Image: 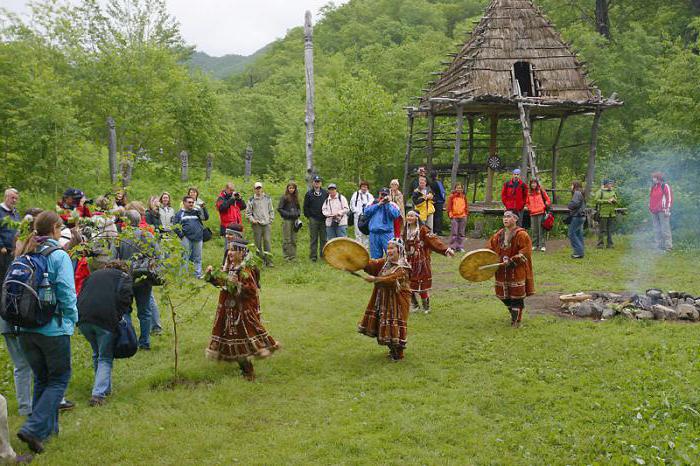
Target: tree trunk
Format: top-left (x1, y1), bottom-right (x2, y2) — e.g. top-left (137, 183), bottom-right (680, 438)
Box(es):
top-left (107, 117), bottom-right (118, 185)
top-left (180, 151), bottom-right (189, 182)
top-left (205, 153), bottom-right (213, 181)
top-left (244, 146), bottom-right (253, 182)
top-left (304, 11), bottom-right (315, 186)
top-left (585, 108), bottom-right (603, 199)
top-left (595, 0), bottom-right (611, 40)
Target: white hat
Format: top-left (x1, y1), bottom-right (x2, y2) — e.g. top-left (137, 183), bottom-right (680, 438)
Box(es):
top-left (254, 182), bottom-right (263, 189)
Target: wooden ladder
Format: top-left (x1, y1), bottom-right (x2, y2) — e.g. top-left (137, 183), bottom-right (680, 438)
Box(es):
top-left (517, 101), bottom-right (539, 180)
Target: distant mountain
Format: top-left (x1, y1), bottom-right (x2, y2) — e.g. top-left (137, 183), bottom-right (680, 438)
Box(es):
top-left (187, 45), bottom-right (270, 79)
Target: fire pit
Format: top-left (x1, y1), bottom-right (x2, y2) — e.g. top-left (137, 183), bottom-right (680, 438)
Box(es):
top-left (559, 290), bottom-right (700, 321)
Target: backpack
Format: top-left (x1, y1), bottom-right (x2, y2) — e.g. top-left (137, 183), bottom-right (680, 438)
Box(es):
top-left (1, 246), bottom-right (62, 328)
top-left (113, 317), bottom-right (138, 359)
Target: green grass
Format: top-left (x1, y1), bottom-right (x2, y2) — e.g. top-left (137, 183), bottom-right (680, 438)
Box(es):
top-left (2, 232), bottom-right (700, 464)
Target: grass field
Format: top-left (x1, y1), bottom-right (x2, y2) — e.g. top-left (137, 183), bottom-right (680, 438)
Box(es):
top-left (2, 230), bottom-right (700, 465)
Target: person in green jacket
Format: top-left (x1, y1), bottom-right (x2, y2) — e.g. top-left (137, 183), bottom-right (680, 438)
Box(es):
top-left (594, 179), bottom-right (618, 249)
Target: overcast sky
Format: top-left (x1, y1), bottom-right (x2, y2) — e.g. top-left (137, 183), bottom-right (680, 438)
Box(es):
top-left (2, 0), bottom-right (348, 56)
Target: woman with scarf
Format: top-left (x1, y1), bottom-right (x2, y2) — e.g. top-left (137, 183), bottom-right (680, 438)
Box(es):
top-left (204, 235), bottom-right (280, 381)
top-left (403, 211), bottom-right (454, 314)
top-left (357, 239), bottom-right (412, 361)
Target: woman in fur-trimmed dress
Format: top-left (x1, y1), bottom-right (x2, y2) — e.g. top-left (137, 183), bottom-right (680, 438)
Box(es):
top-left (204, 238), bottom-right (279, 381)
top-left (403, 210), bottom-right (454, 314)
top-left (357, 239), bottom-right (412, 361)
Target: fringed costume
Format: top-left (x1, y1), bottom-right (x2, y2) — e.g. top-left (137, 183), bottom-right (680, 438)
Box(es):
top-left (357, 246), bottom-right (412, 360)
top-left (487, 226), bottom-right (535, 326)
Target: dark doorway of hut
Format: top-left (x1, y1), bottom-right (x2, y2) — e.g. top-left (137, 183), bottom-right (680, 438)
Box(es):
top-left (513, 62), bottom-right (536, 97)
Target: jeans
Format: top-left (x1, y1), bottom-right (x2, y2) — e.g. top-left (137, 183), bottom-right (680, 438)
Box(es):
top-left (2, 334), bottom-right (32, 416)
top-left (568, 215), bottom-right (585, 257)
top-left (129, 283), bottom-right (153, 349)
top-left (597, 216), bottom-right (615, 247)
top-left (149, 292), bottom-right (162, 332)
top-left (325, 225), bottom-right (347, 240)
top-left (282, 219), bottom-right (297, 260)
top-left (181, 237), bottom-right (203, 278)
top-left (651, 212), bottom-right (672, 250)
top-left (369, 230), bottom-right (393, 259)
top-left (308, 218), bottom-right (327, 260)
top-left (252, 223), bottom-right (272, 265)
top-left (354, 225), bottom-right (369, 248)
top-left (0, 395), bottom-right (17, 461)
top-left (79, 323), bottom-right (114, 398)
top-left (18, 333), bottom-right (71, 441)
top-left (449, 217), bottom-right (467, 250)
top-left (530, 214), bottom-right (545, 249)
top-left (433, 203), bottom-right (445, 235)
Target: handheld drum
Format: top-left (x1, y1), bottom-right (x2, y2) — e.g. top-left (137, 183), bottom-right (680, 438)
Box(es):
top-left (322, 237), bottom-right (370, 273)
top-left (459, 248), bottom-right (501, 282)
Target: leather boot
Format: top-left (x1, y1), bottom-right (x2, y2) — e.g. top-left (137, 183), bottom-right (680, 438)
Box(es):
top-left (239, 360), bottom-right (256, 381)
top-left (410, 293), bottom-right (420, 313)
top-left (422, 297), bottom-right (430, 314)
top-left (511, 308), bottom-right (523, 328)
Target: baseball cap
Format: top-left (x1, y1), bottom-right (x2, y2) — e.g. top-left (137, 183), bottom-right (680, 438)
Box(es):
top-left (512, 169), bottom-right (521, 175)
top-left (254, 182), bottom-right (263, 189)
top-left (328, 183), bottom-right (337, 189)
top-left (378, 187), bottom-right (389, 195)
top-left (312, 175), bottom-right (322, 182)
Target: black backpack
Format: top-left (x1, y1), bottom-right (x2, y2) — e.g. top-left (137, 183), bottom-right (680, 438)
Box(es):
top-left (1, 246), bottom-right (62, 328)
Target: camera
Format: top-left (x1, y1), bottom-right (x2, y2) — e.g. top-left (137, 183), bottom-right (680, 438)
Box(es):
top-left (234, 192), bottom-right (241, 199)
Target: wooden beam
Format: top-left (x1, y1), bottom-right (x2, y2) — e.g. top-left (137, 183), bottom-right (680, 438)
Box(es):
top-left (426, 112), bottom-right (435, 173)
top-left (450, 105), bottom-right (464, 189)
top-left (551, 115), bottom-right (568, 204)
top-left (402, 113), bottom-right (415, 199)
top-left (585, 108), bottom-right (603, 199)
top-left (465, 116), bottom-right (474, 194)
top-left (485, 114), bottom-right (498, 203)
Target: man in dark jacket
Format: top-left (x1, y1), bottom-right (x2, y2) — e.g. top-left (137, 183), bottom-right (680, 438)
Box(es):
top-left (216, 182), bottom-right (246, 236)
top-left (77, 260), bottom-right (133, 406)
top-left (430, 172), bottom-right (446, 235)
top-left (501, 169), bottom-right (528, 225)
top-left (173, 196), bottom-right (208, 278)
top-left (303, 176), bottom-right (329, 261)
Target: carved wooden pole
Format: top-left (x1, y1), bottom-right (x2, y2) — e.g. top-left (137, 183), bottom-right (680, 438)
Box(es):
top-left (180, 150), bottom-right (189, 182)
top-left (205, 153), bottom-right (214, 181)
top-left (120, 147), bottom-right (133, 187)
top-left (485, 114), bottom-right (498, 203)
top-left (450, 105), bottom-right (464, 189)
top-left (402, 112), bottom-right (414, 198)
top-left (107, 117), bottom-right (118, 185)
top-left (585, 108), bottom-right (603, 199)
top-left (304, 11), bottom-right (315, 185)
top-left (244, 146), bottom-right (253, 182)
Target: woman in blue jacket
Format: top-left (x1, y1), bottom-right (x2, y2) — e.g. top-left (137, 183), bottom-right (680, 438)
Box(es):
top-left (16, 211), bottom-right (77, 454)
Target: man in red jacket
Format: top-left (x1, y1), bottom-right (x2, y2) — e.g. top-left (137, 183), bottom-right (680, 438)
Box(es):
top-left (649, 172), bottom-right (673, 251)
top-left (501, 169), bottom-right (528, 225)
top-left (216, 182), bottom-right (246, 236)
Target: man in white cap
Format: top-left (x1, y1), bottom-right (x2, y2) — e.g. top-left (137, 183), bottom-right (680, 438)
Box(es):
top-left (321, 183), bottom-right (349, 240)
top-left (501, 168), bottom-right (528, 226)
top-left (246, 182), bottom-right (275, 267)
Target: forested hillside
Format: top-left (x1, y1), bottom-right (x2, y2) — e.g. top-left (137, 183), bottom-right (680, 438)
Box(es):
top-left (187, 48), bottom-right (269, 79)
top-left (1, 0), bottom-right (699, 232)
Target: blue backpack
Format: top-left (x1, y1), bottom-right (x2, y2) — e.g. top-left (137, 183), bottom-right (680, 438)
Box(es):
top-left (0, 246), bottom-right (62, 328)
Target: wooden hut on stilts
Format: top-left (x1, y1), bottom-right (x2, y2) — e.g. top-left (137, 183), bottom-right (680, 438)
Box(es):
top-left (402, 0), bottom-right (622, 208)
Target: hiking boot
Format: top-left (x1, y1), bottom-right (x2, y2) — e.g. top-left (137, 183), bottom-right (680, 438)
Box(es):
top-left (58, 399), bottom-right (75, 412)
top-left (17, 432), bottom-right (44, 454)
top-left (88, 396), bottom-right (106, 407)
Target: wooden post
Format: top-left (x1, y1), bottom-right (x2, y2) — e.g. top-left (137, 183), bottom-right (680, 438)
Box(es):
top-left (244, 146), bottom-right (253, 182)
top-left (585, 108), bottom-right (603, 199)
top-left (304, 11), bottom-right (315, 184)
top-left (402, 113), bottom-right (414, 198)
top-left (107, 117), bottom-right (118, 185)
top-left (551, 115), bottom-right (567, 204)
top-left (205, 153), bottom-right (213, 181)
top-left (180, 150), bottom-right (188, 182)
top-left (485, 114), bottom-right (498, 204)
top-left (450, 105), bottom-right (464, 189)
top-left (426, 112), bottom-right (435, 173)
top-left (464, 116), bottom-right (474, 195)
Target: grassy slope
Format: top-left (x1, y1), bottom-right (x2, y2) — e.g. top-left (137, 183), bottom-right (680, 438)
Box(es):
top-left (2, 229), bottom-right (700, 464)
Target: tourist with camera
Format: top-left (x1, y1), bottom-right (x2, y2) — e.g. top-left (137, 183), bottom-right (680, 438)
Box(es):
top-left (322, 183), bottom-right (349, 240)
top-left (216, 182), bottom-right (246, 237)
top-left (363, 188), bottom-right (400, 259)
top-left (57, 188), bottom-right (91, 224)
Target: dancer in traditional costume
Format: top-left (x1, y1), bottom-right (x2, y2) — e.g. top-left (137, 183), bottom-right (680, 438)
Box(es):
top-left (204, 237), bottom-right (279, 380)
top-left (487, 210), bottom-right (535, 327)
top-left (403, 211), bottom-right (454, 314)
top-left (357, 239), bottom-right (412, 361)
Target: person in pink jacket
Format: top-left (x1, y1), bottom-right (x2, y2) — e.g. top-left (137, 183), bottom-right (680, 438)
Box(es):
top-left (649, 172), bottom-right (673, 251)
top-left (524, 179), bottom-right (551, 251)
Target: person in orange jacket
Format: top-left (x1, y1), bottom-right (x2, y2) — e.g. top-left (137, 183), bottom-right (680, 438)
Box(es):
top-left (524, 179), bottom-right (551, 251)
top-left (446, 183), bottom-right (469, 251)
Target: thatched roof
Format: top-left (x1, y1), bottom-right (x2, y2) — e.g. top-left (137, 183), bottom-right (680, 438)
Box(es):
top-left (416, 0), bottom-right (621, 117)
